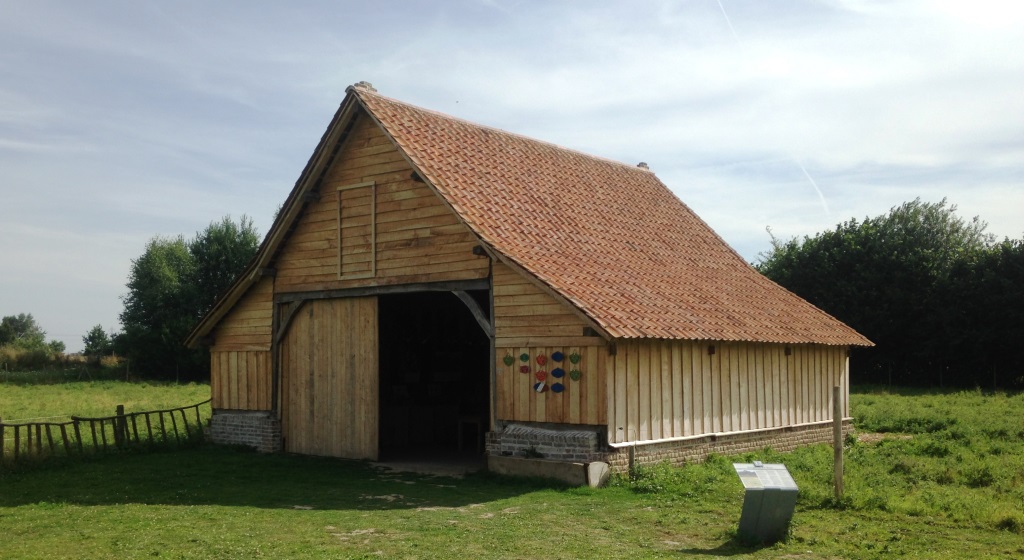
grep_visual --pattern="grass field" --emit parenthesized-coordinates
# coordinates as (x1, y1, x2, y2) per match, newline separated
(0, 368, 209, 422)
(2, 383, 1023, 559)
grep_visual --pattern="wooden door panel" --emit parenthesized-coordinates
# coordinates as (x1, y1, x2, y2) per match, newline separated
(282, 297, 378, 459)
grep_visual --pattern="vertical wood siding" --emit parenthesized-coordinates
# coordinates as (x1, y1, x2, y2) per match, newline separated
(493, 260, 609, 426)
(210, 277, 273, 410)
(280, 297, 378, 460)
(273, 112, 489, 293)
(210, 350, 272, 411)
(607, 340, 849, 444)
(495, 345, 607, 426)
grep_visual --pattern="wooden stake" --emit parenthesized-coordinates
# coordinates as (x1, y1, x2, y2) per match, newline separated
(833, 385, 844, 501)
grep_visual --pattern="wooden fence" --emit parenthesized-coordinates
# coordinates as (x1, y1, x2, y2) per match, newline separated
(0, 399, 211, 465)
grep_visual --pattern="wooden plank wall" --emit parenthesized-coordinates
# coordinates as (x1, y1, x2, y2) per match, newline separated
(493, 262, 601, 348)
(273, 112, 489, 293)
(607, 340, 849, 444)
(280, 297, 378, 460)
(210, 277, 273, 410)
(210, 350, 272, 410)
(493, 261, 609, 425)
(210, 277, 273, 349)
(495, 346, 607, 426)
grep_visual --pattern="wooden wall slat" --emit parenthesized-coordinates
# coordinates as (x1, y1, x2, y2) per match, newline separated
(659, 342, 673, 439)
(670, 343, 683, 438)
(273, 113, 489, 294)
(598, 341, 851, 444)
(281, 297, 377, 460)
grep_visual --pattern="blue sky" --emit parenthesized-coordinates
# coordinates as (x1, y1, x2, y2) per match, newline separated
(2, 0, 1022, 352)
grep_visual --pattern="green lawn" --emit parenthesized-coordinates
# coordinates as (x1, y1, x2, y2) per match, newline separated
(0, 371, 209, 423)
(1, 384, 1023, 559)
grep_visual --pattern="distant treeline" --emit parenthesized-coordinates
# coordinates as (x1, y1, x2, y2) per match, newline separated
(757, 198, 1023, 389)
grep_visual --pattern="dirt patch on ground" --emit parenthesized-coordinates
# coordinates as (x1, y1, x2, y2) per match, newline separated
(857, 432, 913, 444)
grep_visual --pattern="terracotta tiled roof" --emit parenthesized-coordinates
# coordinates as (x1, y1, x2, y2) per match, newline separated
(354, 86, 871, 346)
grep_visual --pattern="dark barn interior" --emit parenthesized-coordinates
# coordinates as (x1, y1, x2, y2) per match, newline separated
(377, 291, 490, 459)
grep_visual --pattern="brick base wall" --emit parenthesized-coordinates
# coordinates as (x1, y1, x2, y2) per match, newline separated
(486, 423, 606, 463)
(207, 410, 282, 453)
(604, 421, 852, 472)
(486, 421, 850, 474)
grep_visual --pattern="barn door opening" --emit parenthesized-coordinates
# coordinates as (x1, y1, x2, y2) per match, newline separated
(378, 290, 490, 461)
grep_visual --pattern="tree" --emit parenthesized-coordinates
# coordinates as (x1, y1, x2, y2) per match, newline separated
(757, 198, 998, 386)
(118, 216, 260, 380)
(0, 313, 48, 350)
(82, 324, 114, 357)
(188, 215, 261, 315)
(119, 236, 199, 378)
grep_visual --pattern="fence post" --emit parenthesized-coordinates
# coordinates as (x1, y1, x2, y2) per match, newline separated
(73, 419, 83, 453)
(833, 386, 844, 502)
(115, 405, 126, 448)
(0, 417, 4, 463)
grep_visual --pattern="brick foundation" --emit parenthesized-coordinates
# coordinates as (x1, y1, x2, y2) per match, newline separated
(487, 421, 850, 473)
(486, 423, 606, 462)
(604, 421, 851, 472)
(207, 410, 282, 453)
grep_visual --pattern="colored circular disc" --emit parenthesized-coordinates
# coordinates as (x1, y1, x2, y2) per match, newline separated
(535, 370, 547, 381)
(536, 354, 547, 366)
(519, 353, 530, 362)
(569, 369, 582, 381)
(551, 368, 565, 378)
(569, 352, 582, 364)
(533, 381, 548, 393)
(503, 355, 515, 366)
(551, 351, 565, 362)
(520, 365, 530, 374)
(551, 382, 565, 393)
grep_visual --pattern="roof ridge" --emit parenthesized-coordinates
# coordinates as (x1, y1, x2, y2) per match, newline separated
(350, 84, 656, 175)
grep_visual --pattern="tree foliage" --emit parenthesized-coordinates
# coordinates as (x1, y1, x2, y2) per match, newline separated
(757, 198, 1021, 387)
(119, 216, 260, 380)
(82, 324, 115, 357)
(0, 313, 48, 349)
(188, 215, 261, 314)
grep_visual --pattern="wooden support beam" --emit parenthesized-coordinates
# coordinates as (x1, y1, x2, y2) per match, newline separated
(274, 278, 490, 304)
(452, 290, 494, 337)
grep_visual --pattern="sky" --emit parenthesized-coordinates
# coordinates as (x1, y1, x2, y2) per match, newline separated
(1, 0, 1022, 353)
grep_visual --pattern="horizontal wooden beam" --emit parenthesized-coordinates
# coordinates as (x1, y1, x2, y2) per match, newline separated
(273, 278, 490, 304)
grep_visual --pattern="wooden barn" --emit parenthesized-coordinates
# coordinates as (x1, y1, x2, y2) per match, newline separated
(186, 82, 871, 473)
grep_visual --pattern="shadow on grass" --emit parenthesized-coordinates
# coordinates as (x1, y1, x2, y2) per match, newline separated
(677, 534, 779, 556)
(0, 444, 557, 511)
